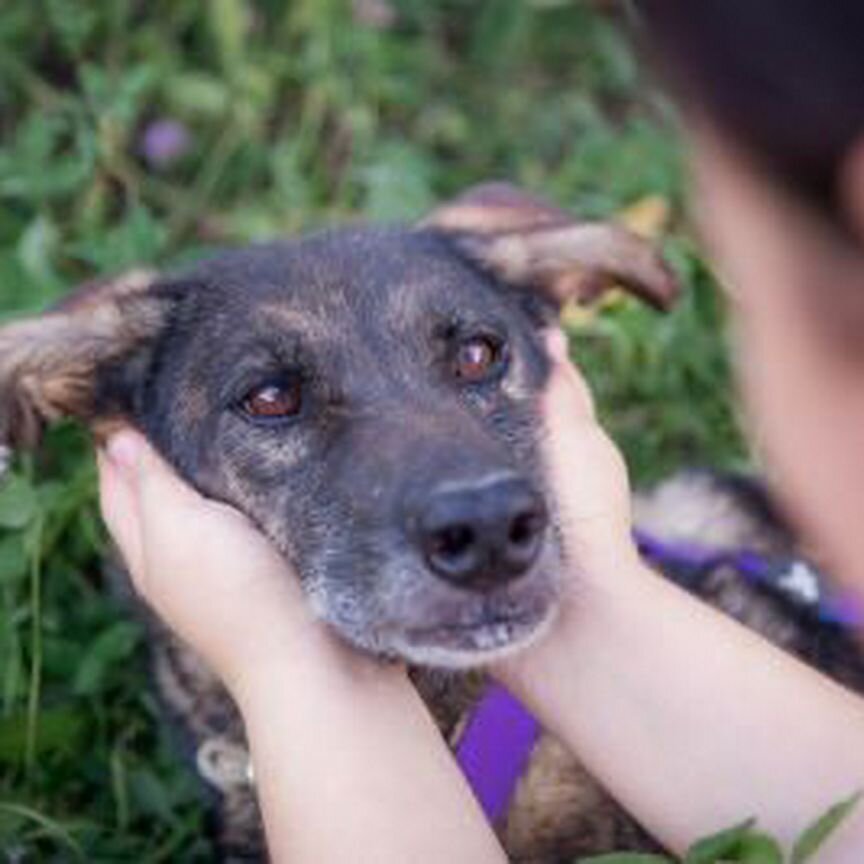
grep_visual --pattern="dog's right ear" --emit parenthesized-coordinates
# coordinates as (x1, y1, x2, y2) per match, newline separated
(422, 182, 679, 311)
(0, 269, 171, 467)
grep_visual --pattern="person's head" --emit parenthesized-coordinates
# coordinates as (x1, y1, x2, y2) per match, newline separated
(640, 1, 864, 585)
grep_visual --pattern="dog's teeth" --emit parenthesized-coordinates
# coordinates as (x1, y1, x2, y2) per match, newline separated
(473, 622, 513, 650)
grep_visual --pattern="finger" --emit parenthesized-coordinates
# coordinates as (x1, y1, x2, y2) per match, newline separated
(131, 436, 262, 552)
(106, 429, 206, 516)
(542, 331, 597, 422)
(106, 428, 215, 602)
(119, 429, 287, 587)
(125, 430, 256, 534)
(544, 327, 570, 360)
(97, 447, 145, 579)
(113, 430, 223, 581)
(106, 428, 231, 533)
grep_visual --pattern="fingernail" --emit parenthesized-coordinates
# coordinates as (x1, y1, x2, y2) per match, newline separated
(105, 431, 141, 473)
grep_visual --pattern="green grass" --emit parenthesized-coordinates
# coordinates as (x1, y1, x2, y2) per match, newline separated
(0, 1, 745, 858)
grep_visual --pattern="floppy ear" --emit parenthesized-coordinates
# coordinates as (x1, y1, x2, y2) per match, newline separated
(0, 269, 167, 465)
(422, 182, 679, 310)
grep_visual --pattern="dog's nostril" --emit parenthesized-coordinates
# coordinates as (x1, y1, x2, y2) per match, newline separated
(432, 525, 476, 560)
(509, 510, 543, 547)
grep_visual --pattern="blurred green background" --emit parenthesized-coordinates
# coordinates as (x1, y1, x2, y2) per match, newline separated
(0, 0, 745, 859)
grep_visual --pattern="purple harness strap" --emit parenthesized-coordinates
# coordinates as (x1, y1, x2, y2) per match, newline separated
(455, 683, 540, 824)
(632, 529, 864, 627)
(455, 530, 863, 826)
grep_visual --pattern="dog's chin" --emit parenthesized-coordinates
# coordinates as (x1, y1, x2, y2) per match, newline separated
(386, 603, 558, 670)
(307, 550, 564, 669)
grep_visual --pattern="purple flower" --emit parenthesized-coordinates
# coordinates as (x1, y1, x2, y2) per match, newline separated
(139, 119, 191, 168)
(352, 0, 395, 29)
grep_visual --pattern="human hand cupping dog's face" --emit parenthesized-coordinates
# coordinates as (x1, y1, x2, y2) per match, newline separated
(97, 427, 391, 702)
(539, 329, 639, 588)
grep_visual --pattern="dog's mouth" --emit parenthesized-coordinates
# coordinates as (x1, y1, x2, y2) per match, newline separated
(408, 607, 543, 647)
(307, 529, 563, 669)
(392, 595, 556, 668)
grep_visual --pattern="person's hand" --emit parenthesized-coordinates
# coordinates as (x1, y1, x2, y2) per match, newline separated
(97, 429, 388, 703)
(494, 329, 642, 686)
(540, 329, 640, 585)
(99, 431, 507, 864)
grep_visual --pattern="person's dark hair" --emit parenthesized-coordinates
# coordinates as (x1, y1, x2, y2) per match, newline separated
(638, 1, 864, 226)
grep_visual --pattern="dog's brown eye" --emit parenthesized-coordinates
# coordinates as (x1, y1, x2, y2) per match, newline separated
(242, 380, 302, 419)
(454, 336, 502, 382)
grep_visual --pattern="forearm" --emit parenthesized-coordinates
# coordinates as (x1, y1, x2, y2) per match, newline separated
(499, 557, 864, 858)
(234, 639, 506, 864)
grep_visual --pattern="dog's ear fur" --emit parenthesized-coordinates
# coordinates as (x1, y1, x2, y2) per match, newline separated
(0, 269, 168, 463)
(422, 182, 679, 310)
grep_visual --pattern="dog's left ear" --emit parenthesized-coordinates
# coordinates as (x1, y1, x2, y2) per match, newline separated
(0, 269, 169, 464)
(422, 182, 679, 310)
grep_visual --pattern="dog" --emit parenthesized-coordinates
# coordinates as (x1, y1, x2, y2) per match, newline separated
(2, 183, 862, 860)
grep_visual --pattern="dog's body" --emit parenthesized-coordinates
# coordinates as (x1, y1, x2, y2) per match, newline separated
(2, 184, 862, 860)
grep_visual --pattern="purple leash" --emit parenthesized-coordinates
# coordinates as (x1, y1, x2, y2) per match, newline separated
(455, 529, 863, 826)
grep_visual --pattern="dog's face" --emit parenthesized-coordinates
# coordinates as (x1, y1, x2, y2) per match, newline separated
(138, 228, 559, 666)
(0, 184, 677, 667)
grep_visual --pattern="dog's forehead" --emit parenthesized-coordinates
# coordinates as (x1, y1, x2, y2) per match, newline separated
(186, 226, 505, 328)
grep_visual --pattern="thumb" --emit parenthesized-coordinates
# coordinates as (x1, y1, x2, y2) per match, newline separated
(107, 427, 287, 588)
(540, 333, 634, 572)
(542, 330, 597, 425)
(106, 428, 205, 520)
(103, 429, 223, 597)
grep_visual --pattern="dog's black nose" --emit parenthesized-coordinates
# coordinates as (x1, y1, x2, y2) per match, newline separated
(416, 475, 547, 590)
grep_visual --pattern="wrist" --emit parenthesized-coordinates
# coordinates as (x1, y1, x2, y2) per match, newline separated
(494, 547, 655, 692)
(227, 625, 408, 721)
(558, 523, 643, 587)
